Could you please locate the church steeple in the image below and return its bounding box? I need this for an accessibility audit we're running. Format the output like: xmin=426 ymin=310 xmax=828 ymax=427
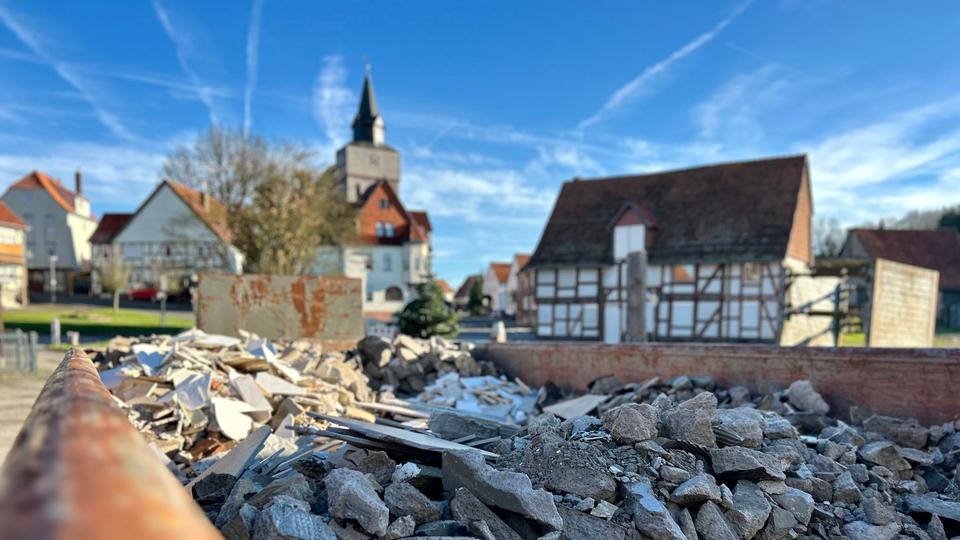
xmin=352 ymin=70 xmax=385 ymax=146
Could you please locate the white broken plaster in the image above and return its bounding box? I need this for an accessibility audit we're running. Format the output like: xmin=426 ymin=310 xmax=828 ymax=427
xmin=231 ymin=373 xmax=274 ymax=422
xmin=255 ymin=372 xmax=307 ymax=397
xmin=212 ymin=397 xmax=257 ymax=440
xmin=391 ymin=462 xmax=421 ymax=484
xmin=133 ymin=343 xmax=165 ymax=376
xmin=174 ymin=370 xmax=213 ymax=410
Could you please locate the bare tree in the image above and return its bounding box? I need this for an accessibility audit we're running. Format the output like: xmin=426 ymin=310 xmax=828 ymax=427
xmin=162 ymin=127 xmax=356 ymax=276
xmin=99 ymin=253 xmax=131 ymax=314
xmin=813 ymin=216 xmax=845 ymax=257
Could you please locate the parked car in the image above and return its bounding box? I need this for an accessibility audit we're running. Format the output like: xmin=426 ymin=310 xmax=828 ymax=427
xmin=126 ymin=287 xmax=159 ymax=302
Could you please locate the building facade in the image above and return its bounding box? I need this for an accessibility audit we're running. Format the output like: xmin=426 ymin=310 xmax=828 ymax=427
xmin=91 ymin=181 xmax=243 ymax=293
xmin=526 ymin=155 xmax=835 ymax=345
xmin=0 ymin=201 xmax=28 ymax=306
xmin=315 ymin=72 xmax=432 ymax=318
xmin=1 ymin=170 xmax=97 ymax=294
xmin=503 ymin=254 xmax=533 ymax=320
xmin=840 ymin=228 xmax=960 ymax=328
xmin=483 ymin=262 xmax=510 ymax=314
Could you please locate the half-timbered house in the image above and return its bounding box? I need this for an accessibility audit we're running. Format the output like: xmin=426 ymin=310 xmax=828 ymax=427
xmin=525 ymin=155 xmax=832 ymax=344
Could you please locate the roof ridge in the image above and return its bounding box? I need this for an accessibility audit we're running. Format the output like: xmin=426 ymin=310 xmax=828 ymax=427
xmin=567 ymin=154 xmax=808 ymax=185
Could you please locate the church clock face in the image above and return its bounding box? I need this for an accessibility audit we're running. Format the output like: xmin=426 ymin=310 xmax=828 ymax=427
xmin=368 ymin=154 xmax=380 ymax=166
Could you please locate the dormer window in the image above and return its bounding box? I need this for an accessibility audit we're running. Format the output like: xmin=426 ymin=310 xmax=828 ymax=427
xmin=385 ymin=223 xmax=394 ymax=237
xmin=375 ymin=223 xmax=385 ymax=237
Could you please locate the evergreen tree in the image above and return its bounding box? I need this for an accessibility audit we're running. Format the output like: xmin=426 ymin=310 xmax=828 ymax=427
xmin=397 ymin=278 xmax=460 ymax=338
xmin=938 ymin=210 xmax=960 ymax=233
xmin=467 ymin=277 xmax=485 ymax=315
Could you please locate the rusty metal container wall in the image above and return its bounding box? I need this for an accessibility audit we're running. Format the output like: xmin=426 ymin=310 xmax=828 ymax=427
xmin=478 ymin=341 xmax=960 ymax=425
xmin=0 ymin=349 xmax=222 ymax=540
xmin=197 ymin=272 xmax=364 ymax=348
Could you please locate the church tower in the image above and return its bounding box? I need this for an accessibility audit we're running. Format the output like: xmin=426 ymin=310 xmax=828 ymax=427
xmin=335 ymin=70 xmax=400 ymax=203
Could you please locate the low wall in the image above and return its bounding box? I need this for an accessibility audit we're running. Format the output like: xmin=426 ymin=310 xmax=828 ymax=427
xmin=478 ymin=341 xmax=960 ymax=425
xmin=197 ymin=272 xmax=363 ymax=348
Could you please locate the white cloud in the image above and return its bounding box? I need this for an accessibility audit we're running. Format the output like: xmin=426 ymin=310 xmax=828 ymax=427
xmin=244 ymin=0 xmax=264 ymax=136
xmin=152 ymin=0 xmax=218 ymax=124
xmin=579 ymin=1 xmax=751 ymax=129
xmin=312 ymin=55 xmax=355 ymax=151
xmin=0 ymin=5 xmax=136 ymax=140
xmin=694 ymin=64 xmax=785 ymax=140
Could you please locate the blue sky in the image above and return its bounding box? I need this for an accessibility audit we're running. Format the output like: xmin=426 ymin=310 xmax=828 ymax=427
xmin=1 ymin=1 xmax=959 ymax=286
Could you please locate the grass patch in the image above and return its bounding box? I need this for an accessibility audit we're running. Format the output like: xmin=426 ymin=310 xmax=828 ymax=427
xmin=3 ymin=305 xmax=193 ymax=336
xmin=839 ymin=332 xmax=865 ymax=347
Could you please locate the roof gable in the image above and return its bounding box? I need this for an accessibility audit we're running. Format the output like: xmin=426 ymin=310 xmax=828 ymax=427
xmin=0 ymin=201 xmax=26 ymax=229
xmin=489 ymin=262 xmax=511 ymax=284
xmin=455 ymin=274 xmax=481 ymax=298
xmin=115 ymin=181 xmax=232 ymax=245
xmin=89 ymin=213 xmax=133 ymax=244
xmin=8 ymin=170 xmax=80 ymax=214
xmin=529 ymin=155 xmax=808 ymax=267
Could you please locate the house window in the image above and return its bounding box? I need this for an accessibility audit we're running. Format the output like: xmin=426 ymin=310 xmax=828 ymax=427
xmin=743 ymin=263 xmax=761 ymax=283
xmin=385 ymin=286 xmax=403 ymax=301
xmin=45 ymin=214 xmax=55 ymax=240
xmin=414 ymin=256 xmax=421 ymax=271
xmin=379 ymin=199 xmax=390 ymax=209
xmin=385 ymin=223 xmax=394 ymax=237
xmin=375 ymin=223 xmax=385 ymax=237
xmin=164 ymin=244 xmax=173 ymax=256
xmin=383 ymin=253 xmax=392 ymax=272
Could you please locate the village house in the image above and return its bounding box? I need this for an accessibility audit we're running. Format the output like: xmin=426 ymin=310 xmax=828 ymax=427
xmin=436 ymin=279 xmax=455 ymax=303
xmin=1 ymin=170 xmax=97 ymax=295
xmin=0 ymin=201 xmax=28 ymax=306
xmin=840 ymin=228 xmax=960 ymax=328
xmin=525 ymin=155 xmax=837 ymax=344
xmin=483 ymin=262 xmax=511 ymax=314
xmin=454 ymin=274 xmax=481 ymax=310
xmin=90 ymin=180 xmax=243 ymax=294
xmin=314 ymin=72 xmax=432 ymax=318
xmin=503 ymin=253 xmax=534 ymax=320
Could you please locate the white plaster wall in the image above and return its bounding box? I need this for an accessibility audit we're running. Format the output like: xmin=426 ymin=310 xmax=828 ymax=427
xmin=1 ymin=189 xmax=94 ymax=269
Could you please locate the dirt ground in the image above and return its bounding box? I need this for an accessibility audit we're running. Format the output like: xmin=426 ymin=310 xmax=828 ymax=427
xmin=0 ymin=349 xmax=66 ymax=464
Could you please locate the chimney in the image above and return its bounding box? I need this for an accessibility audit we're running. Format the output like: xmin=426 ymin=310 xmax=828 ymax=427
xmin=200 ymin=190 xmax=210 ymax=212
xmin=74 ymin=169 xmax=83 ymax=195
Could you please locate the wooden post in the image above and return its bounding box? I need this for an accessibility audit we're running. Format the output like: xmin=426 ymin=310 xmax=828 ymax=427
xmin=626 ymin=251 xmax=647 ymax=342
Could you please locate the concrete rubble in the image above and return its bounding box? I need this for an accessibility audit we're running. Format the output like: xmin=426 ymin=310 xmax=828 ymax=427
xmin=96 ymin=334 xmax=960 ymax=539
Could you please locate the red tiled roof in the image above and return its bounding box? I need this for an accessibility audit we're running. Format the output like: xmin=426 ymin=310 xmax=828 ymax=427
xmin=164 ymin=181 xmax=233 ymax=244
xmin=455 ymin=274 xmax=481 ymax=299
xmin=436 ymin=279 xmax=454 ymax=294
xmin=89 ymin=213 xmax=133 ymax=244
xmin=847 ymin=228 xmax=960 ymax=290
xmin=410 ymin=211 xmax=431 ymax=233
xmin=0 ymin=200 xmax=26 ymax=229
xmin=490 ymin=262 xmax=511 ymax=284
xmin=513 ymin=253 xmax=531 ymax=271
xmin=8 ymin=170 xmax=80 ymax=214
xmin=528 ymin=155 xmax=808 ymax=267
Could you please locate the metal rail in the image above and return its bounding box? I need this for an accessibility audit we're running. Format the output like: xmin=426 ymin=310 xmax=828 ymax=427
xmin=0 ymin=349 xmax=222 ymax=540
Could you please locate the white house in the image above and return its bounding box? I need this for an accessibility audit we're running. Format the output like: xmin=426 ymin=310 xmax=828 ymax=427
xmin=526 ymin=155 xmax=834 ymax=345
xmin=2 ymin=170 xmax=97 ymax=294
xmin=91 ymin=180 xmax=243 ymax=293
xmin=483 ymin=262 xmax=510 ymax=314
xmin=0 ymin=201 xmax=28 ymax=305
xmin=503 ymin=253 xmax=531 ymax=318
xmin=314 ymin=71 xmax=432 ymax=318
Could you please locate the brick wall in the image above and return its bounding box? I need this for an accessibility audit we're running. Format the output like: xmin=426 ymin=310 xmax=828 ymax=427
xmin=786 ymin=169 xmax=812 ymax=264
xmin=357 ymin=183 xmax=410 ymax=244
xmin=478 ymin=341 xmax=960 ymax=425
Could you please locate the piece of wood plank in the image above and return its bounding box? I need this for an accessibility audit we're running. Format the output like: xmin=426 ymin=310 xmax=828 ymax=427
xmin=310 ymin=413 xmax=498 ymax=458
xmin=542 ymin=394 xmax=610 ymax=420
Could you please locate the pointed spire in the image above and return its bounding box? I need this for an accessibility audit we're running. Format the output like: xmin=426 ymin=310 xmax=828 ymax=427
xmin=352 ymin=66 xmax=384 ymax=145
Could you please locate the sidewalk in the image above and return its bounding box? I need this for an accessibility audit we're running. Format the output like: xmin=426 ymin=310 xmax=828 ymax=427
xmin=0 ymin=349 xmax=66 ymax=464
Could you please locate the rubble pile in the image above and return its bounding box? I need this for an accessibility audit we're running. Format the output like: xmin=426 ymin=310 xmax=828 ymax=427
xmin=97 ymin=335 xmax=960 ymax=540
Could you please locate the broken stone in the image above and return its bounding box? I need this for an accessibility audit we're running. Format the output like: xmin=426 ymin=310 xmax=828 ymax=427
xmin=448 ymin=487 xmax=523 ymax=540
xmin=324 ymin=468 xmax=390 ymax=537
xmin=590 ymin=500 xmax=617 ymax=520
xmin=859 ymin=441 xmax=911 ymax=471
xmin=669 ymin=474 xmax=721 ymax=505
xmin=247 ymin=473 xmax=314 ymax=509
xmin=710 ymin=446 xmax=785 ymax=482
xmin=557 ymin=505 xmax=629 ymax=540
xmin=620 ymin=478 xmax=686 ymax=540
xmin=712 ymin=408 xmax=764 ymax=448
xmin=442 ymin=450 xmax=562 ymax=531
xmin=659 ymin=466 xmax=692 ymax=484
xmin=252 ymin=495 xmax=335 ymax=540
xmin=832 ymin=471 xmax=862 ymax=504
xmin=786 ymin=380 xmax=829 ymax=414
xmin=357 ymin=335 xmax=393 ymax=367
xmin=664 ymin=392 xmax=718 ymax=448
xmin=863 ymin=414 xmax=928 ymax=449
xmin=724 ymin=481 xmax=770 ymax=539
xmin=429 ymin=410 xmax=521 ymax=440
xmin=759 ymin=506 xmax=797 ymax=538
xmin=600 ymin=403 xmax=659 ymax=444
xmin=842 ymin=520 xmax=901 ymax=540
xmin=384 ymin=482 xmax=440 ymax=524
xmin=694 ymin=501 xmax=738 ymax=540
xmin=676 ymin=507 xmax=698 ymax=540
xmin=772 ymin=487 xmax=813 ymax=526
xmin=194 ymin=473 xmax=238 ymax=505
xmin=862 ymin=496 xmax=897 ymax=526
xmin=383 ymin=516 xmax=416 ymax=540
xmin=904 ymin=494 xmax=960 ymax=523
